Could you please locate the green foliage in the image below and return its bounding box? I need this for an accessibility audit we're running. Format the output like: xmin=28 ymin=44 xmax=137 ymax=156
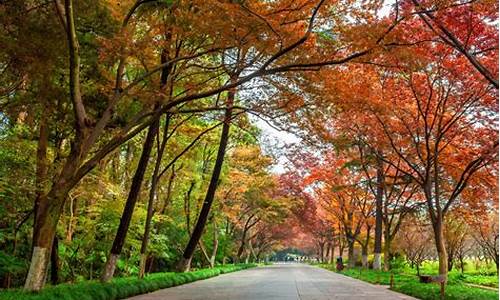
xmin=0 ymin=264 xmax=256 ymax=300
xmin=0 ymin=251 xmax=27 ymax=277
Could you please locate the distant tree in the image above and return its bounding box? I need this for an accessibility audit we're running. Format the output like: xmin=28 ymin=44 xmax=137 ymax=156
xmin=396 ymin=216 xmax=435 ymax=275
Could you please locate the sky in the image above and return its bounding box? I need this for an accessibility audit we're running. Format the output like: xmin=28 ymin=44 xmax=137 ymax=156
xmin=250 ymin=115 xmax=301 ymax=174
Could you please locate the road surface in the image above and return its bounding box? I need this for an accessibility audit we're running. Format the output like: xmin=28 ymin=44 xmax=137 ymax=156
xmin=126 ymin=263 xmax=417 ymax=300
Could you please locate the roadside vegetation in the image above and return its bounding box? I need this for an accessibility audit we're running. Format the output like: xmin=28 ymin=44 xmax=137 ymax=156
xmin=319 ymin=262 xmax=498 ymax=300
xmin=0 ymin=264 xmax=255 ymax=300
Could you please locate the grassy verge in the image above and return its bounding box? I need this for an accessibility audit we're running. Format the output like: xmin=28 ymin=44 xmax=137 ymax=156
xmin=318 ymin=264 xmax=499 ymax=300
xmin=0 ymin=264 xmax=256 ymax=300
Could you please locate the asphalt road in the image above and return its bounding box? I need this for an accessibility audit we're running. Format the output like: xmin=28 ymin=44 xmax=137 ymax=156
xmin=126 ymin=263 xmax=417 ymax=300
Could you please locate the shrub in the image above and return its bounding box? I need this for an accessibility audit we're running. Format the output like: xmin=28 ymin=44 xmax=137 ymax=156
xmin=0 ymin=264 xmax=256 ymax=300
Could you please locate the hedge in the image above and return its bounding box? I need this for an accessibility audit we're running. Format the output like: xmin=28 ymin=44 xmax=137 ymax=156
xmin=0 ymin=264 xmax=256 ymax=300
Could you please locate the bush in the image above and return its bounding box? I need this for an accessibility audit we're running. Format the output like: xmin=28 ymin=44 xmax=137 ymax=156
xmin=0 ymin=264 xmax=256 ymax=300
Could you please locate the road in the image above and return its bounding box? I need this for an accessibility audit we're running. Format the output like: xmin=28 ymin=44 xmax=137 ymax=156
xmin=126 ymin=263 xmax=417 ymax=300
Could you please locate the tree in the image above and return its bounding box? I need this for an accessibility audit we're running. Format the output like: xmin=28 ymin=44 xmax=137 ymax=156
xmin=444 ymin=213 xmax=471 ymax=272
xmin=471 ymin=211 xmax=499 ymax=274
xmin=395 ymin=215 xmax=435 ymax=275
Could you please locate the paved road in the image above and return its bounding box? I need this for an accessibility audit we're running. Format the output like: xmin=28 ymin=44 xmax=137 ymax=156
xmin=126 ymin=264 xmax=417 ymax=300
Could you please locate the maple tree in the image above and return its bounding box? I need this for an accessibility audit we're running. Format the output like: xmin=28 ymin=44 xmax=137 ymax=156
xmin=0 ymin=0 xmax=497 ymax=296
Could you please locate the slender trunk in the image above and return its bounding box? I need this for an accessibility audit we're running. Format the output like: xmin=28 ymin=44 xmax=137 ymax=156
xmin=361 ymin=249 xmax=368 ymax=269
xmin=209 ymin=220 xmax=219 ymax=268
xmin=160 ymin=166 xmax=176 ymax=214
xmin=433 ymin=214 xmax=448 ymax=281
xmin=320 ymin=242 xmax=325 ymax=263
xmin=236 ymin=223 xmax=251 ymax=261
xmin=329 ymin=242 xmax=335 ymax=264
xmin=139 ymin=114 xmax=170 ymax=279
xmin=347 ymin=240 xmax=355 ymax=268
xmin=33 ymin=104 xmax=49 ymax=250
xmin=176 ymin=87 xmax=235 ymax=272
xmin=383 ymin=234 xmax=392 ymax=271
xmin=50 ymin=236 xmax=59 ymax=285
xmin=373 ymin=156 xmax=384 ymax=270
xmin=101 ymin=119 xmax=159 ymax=282
xmin=338 ymin=235 xmax=344 ymax=260
xmin=66 ymin=197 xmax=78 ymax=242
xmin=448 ymin=255 xmax=454 ymax=272
xmin=249 ymin=239 xmax=257 ymax=262
xmin=184 ymin=181 xmax=195 ymax=234
xmin=197 ymin=240 xmax=211 ymax=266
xmin=459 ymin=256 xmax=465 ymax=274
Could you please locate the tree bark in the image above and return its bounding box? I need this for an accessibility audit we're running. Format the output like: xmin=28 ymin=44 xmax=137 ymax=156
xmin=66 ymin=196 xmax=78 ymax=242
xmin=101 ymin=118 xmax=159 ymax=282
xmin=139 ymin=114 xmax=170 ymax=278
xmin=347 ymin=240 xmax=355 ymax=268
xmin=329 ymin=241 xmax=335 ymax=264
xmin=50 ymin=236 xmax=59 ymax=285
xmin=433 ymin=214 xmax=449 ymax=281
xmin=373 ymin=156 xmax=384 ymax=270
xmin=25 ymin=171 xmax=75 ymax=291
xmin=209 ymin=219 xmax=219 ymax=268
xmin=33 ymin=103 xmax=49 ymax=251
xmin=383 ymin=233 xmax=392 ymax=271
xmin=176 ymin=86 xmax=235 ymax=272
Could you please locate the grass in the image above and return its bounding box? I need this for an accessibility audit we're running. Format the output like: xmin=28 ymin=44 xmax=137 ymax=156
xmin=318 ymin=264 xmax=499 ymax=300
xmin=448 ymin=273 xmax=498 ymax=288
xmin=0 ymin=264 xmax=256 ymax=300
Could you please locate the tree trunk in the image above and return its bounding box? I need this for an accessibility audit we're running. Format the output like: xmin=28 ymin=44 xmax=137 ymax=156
xmin=50 ymin=236 xmax=59 ymax=285
xmin=25 ymin=175 xmax=73 ymax=291
xmin=101 ymin=119 xmax=159 ymax=282
xmin=459 ymin=256 xmax=465 ymax=274
xmin=139 ymin=114 xmax=170 ymax=278
xmin=347 ymin=240 xmax=355 ymax=268
xmin=317 ymin=242 xmax=324 ymax=263
xmin=66 ymin=196 xmax=78 ymax=242
xmin=325 ymin=243 xmax=331 ymax=264
xmin=383 ymin=229 xmax=392 ymax=271
xmin=176 ymin=87 xmax=234 ymax=272
xmin=209 ymin=220 xmax=219 ymax=268
xmin=361 ymin=243 xmax=369 ymax=269
xmin=160 ymin=166 xmax=176 ymax=214
xmin=25 ymin=0 xmax=84 ymax=290
xmin=361 ymin=251 xmax=368 ymax=269
xmin=373 ymin=156 xmax=384 ymax=270
xmin=33 ymin=103 xmax=49 ymax=251
xmin=329 ymin=242 xmax=335 ymax=264
xmin=433 ymin=215 xmax=448 ymax=281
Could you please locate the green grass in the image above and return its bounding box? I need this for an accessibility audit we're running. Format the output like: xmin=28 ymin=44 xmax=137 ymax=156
xmin=318 ymin=265 xmax=499 ymax=300
xmin=0 ymin=264 xmax=256 ymax=300
xmin=448 ymin=273 xmax=499 ymax=288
